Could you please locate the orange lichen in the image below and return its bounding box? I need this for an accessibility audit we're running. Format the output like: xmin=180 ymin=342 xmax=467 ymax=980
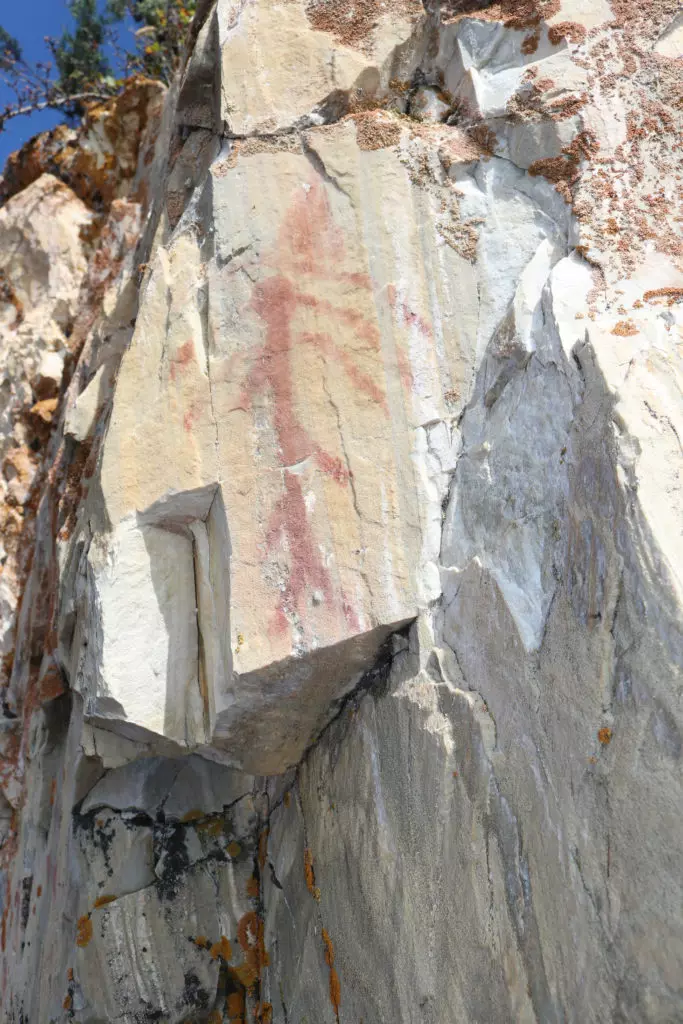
xmin=193 ymin=935 xmax=212 ymax=950
xmin=93 ymin=894 xmax=116 ymax=908
xmin=322 ymin=928 xmax=341 ymax=1019
xmin=75 ymin=914 xmax=93 ymax=947
xmin=322 ymin=928 xmax=335 ymax=967
xmin=231 ymin=962 xmax=258 ymax=989
xmin=196 ymin=816 xmax=224 ymax=837
xmin=598 ymin=727 xmax=613 ymax=745
xmin=181 ymin=809 xmax=204 ymax=823
xmin=210 ymin=936 xmax=233 ymax=961
xmin=258 ymin=828 xmax=269 ymax=871
xmin=63 ymin=994 xmax=73 ymax=1010
xmin=644 ymin=287 xmax=683 ymax=304
xmin=255 ymin=1002 xmax=274 ymax=1023
xmin=522 ymin=29 xmax=540 ymax=54
xmin=226 ymin=987 xmax=246 ymax=1022
xmin=611 ymin=320 xmax=639 ymax=336
xmin=227 ymin=841 xmax=242 ymax=858
xmin=306 ymin=0 xmax=421 ymax=50
xmin=548 ymin=20 xmax=587 ymax=45
xmin=246 ymin=875 xmax=260 ymax=899
xmin=329 ymin=967 xmax=342 ymax=1018
xmin=303 ymin=847 xmax=321 ymax=900
xmin=67 ymin=967 xmax=74 ymax=981
xmin=351 ymin=111 xmax=403 ymax=151
xmin=236 ymin=910 xmax=270 ymax=990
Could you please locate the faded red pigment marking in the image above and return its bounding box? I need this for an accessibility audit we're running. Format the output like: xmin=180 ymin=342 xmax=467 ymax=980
xmin=266 ymin=473 xmax=335 ymax=635
xmin=296 ymin=292 xmax=382 ymax=352
xmin=241 ymin=179 xmax=395 ymax=634
xmin=250 ymin=275 xmax=311 ymax=466
xmin=300 ymin=332 xmax=388 ymax=412
xmin=315 ymin=449 xmax=349 ymax=485
xmin=169 ymin=339 xmax=194 ymax=382
xmin=342 ymin=593 xmax=361 ymax=633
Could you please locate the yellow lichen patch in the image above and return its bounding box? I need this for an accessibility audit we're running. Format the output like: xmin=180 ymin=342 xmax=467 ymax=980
xmin=75 ymin=914 xmax=93 ymax=948
xmin=283 ymin=790 xmax=291 ymax=808
xmin=93 ymin=894 xmax=116 ymax=908
xmin=227 ymin=841 xmax=242 ymax=858
xmin=304 ymin=847 xmax=321 ymax=901
xmin=210 ymin=935 xmax=233 ymax=961
xmin=598 ymin=727 xmax=613 ymax=745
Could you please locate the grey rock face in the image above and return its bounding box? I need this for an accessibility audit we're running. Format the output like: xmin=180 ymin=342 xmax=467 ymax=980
xmin=0 ymin=2 xmax=682 ymax=1023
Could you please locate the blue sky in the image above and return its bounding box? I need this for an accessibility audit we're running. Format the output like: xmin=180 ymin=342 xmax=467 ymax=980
xmin=0 ymin=1 xmax=72 ymax=165
xmin=0 ymin=1 xmax=130 ymax=167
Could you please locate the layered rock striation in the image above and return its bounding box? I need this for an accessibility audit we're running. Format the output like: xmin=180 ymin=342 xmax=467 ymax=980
xmin=0 ymin=2 xmax=682 ymax=1022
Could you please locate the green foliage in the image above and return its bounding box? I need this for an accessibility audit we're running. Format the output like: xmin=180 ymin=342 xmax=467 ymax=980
xmin=108 ymin=1 xmax=197 ymax=84
xmin=52 ymin=0 xmax=113 ymax=96
xmin=0 ymin=0 xmax=196 ymax=134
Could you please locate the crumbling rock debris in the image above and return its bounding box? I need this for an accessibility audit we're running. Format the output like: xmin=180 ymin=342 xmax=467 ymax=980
xmin=0 ymin=1 xmax=682 ymax=1022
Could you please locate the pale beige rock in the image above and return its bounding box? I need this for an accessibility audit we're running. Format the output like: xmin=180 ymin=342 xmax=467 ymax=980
xmin=1 ymin=2 xmax=683 ymax=1023
xmin=216 ymin=0 xmax=426 ymax=134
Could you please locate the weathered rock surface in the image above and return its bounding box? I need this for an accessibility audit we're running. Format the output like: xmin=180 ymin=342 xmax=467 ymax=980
xmin=1 ymin=1 xmax=682 ymax=1022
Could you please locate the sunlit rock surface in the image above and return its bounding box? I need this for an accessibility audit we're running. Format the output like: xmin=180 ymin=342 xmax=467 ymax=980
xmin=0 ymin=1 xmax=682 ymax=1022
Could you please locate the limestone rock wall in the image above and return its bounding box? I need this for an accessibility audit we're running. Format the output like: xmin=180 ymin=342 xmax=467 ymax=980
xmin=0 ymin=2 xmax=682 ymax=1022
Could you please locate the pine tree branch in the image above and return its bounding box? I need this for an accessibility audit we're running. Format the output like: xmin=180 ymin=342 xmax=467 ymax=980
xmin=0 ymin=89 xmax=115 ymax=130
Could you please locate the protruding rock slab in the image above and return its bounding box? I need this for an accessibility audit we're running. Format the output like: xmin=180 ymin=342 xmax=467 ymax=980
xmin=88 ymin=118 xmax=477 ymax=772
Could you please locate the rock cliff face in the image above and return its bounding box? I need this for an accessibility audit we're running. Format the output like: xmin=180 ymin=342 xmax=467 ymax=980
xmin=1 ymin=2 xmax=682 ymax=1022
